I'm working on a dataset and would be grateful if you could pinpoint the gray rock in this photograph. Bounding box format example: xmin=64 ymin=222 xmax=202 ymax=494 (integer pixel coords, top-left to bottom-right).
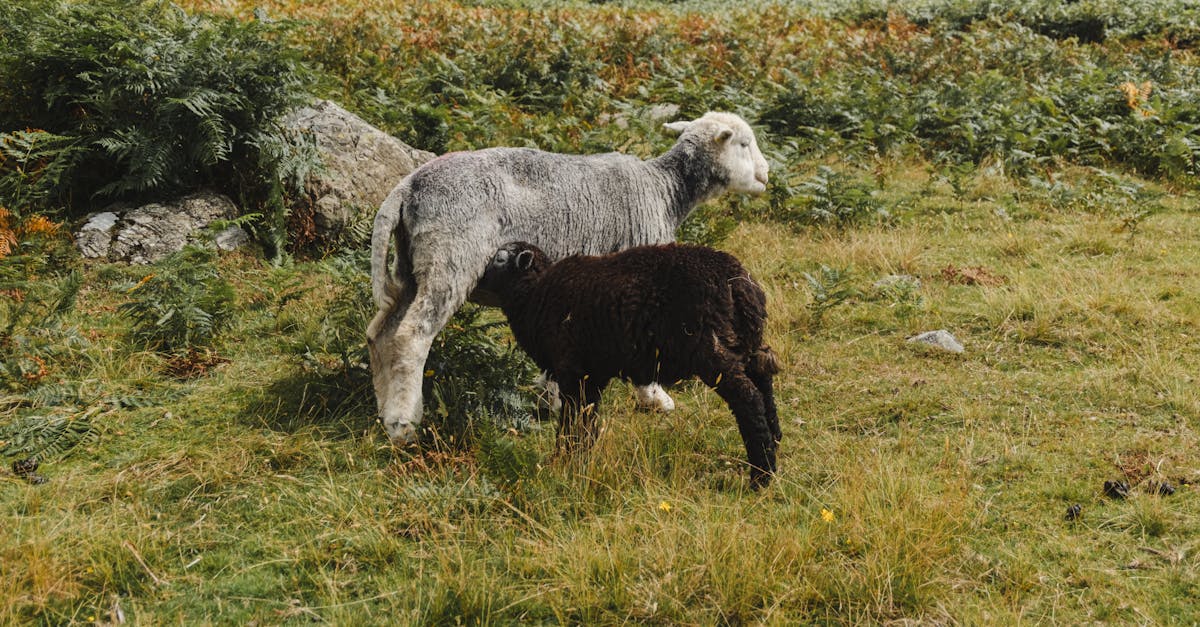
xmin=214 ymin=226 xmax=250 ymax=251
xmin=873 ymin=274 xmax=921 ymax=290
xmin=75 ymin=212 xmax=121 ymax=259
xmin=75 ymin=192 xmax=247 ymax=264
xmin=286 ymin=99 xmax=435 ymax=237
xmin=600 ymin=103 xmax=683 ymax=130
xmin=907 ymin=329 xmax=964 ymax=354
xmin=646 ymin=103 xmax=682 ymax=123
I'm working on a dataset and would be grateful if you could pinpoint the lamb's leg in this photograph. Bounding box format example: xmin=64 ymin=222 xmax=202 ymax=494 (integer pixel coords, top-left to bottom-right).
xmin=707 ymin=370 xmax=777 ymax=489
xmin=746 ymin=348 xmax=781 ymax=444
xmin=635 ymin=383 xmax=675 ymax=412
xmin=555 ymin=376 xmax=606 ymax=454
xmin=534 ymin=371 xmax=563 ymax=420
xmin=368 ymin=282 xmax=468 ymax=444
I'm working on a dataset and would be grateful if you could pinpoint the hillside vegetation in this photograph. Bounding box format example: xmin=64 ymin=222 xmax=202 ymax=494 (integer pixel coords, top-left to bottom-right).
xmin=3 ymin=0 xmax=1200 ymax=623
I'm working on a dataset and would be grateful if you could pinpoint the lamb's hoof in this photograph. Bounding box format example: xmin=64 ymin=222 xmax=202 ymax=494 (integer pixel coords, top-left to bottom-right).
xmin=749 ymin=470 xmax=773 ymax=490
xmin=635 ymin=385 xmax=675 ymax=412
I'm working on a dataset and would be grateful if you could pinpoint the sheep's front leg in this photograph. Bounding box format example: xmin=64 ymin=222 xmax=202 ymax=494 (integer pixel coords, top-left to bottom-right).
xmin=635 ymin=383 xmax=675 ymax=412
xmin=709 ymin=371 xmax=777 ymax=489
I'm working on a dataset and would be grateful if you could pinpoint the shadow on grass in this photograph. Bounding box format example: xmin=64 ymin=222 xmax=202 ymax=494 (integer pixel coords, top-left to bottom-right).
xmin=237 ymin=365 xmax=375 ymax=440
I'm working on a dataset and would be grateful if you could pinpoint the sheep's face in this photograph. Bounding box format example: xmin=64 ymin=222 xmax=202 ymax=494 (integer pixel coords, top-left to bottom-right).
xmin=366 ymin=309 xmax=422 ymax=445
xmin=480 ymin=242 xmax=547 ymax=302
xmin=664 ymin=112 xmax=769 ymax=195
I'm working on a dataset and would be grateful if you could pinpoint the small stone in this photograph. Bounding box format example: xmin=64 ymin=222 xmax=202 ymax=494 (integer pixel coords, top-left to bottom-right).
xmin=26 ymin=474 xmax=47 ymax=485
xmin=1103 ymin=479 xmax=1130 ymax=500
xmin=600 ymin=103 xmax=682 ymax=130
xmin=1065 ymin=503 xmax=1082 ymax=521
xmin=11 ymin=458 xmax=38 ymax=477
xmin=1151 ymin=481 xmax=1176 ymax=497
xmin=214 ymin=225 xmax=250 ymax=251
xmin=906 ymin=329 xmax=964 ymax=354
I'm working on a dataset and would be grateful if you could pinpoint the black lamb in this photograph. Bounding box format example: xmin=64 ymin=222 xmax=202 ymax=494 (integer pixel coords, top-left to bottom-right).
xmin=478 ymin=241 xmax=782 ymax=488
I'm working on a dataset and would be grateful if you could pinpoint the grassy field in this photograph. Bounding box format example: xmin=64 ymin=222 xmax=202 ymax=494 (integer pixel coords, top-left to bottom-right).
xmin=5 ymin=0 xmax=1200 ymax=624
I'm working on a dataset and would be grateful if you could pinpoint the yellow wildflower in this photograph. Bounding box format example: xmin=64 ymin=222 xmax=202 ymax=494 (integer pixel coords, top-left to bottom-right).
xmin=424 ymin=369 xmax=435 ymax=378
xmin=821 ymin=508 xmax=835 ymax=523
xmin=658 ymin=500 xmax=671 ymax=513
xmin=126 ymin=273 xmax=155 ymax=293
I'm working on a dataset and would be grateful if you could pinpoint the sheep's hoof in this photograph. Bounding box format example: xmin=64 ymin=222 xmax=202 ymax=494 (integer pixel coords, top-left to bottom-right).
xmin=635 ymin=385 xmax=676 ymax=412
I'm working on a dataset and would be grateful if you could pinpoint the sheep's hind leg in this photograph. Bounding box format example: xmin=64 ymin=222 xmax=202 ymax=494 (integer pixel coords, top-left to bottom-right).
xmin=635 ymin=383 xmax=675 ymax=412
xmin=708 ymin=369 xmax=777 ymax=489
xmin=746 ymin=347 xmax=781 ymax=443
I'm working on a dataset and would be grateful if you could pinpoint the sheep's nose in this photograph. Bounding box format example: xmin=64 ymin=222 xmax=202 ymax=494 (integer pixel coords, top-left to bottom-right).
xmin=755 ymin=171 xmax=768 ymax=186
xmin=385 ymin=420 xmax=419 ymax=445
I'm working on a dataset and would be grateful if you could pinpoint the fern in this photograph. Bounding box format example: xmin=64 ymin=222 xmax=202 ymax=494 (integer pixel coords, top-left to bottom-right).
xmin=0 ymin=411 xmax=99 ymax=462
xmin=804 ymin=265 xmax=862 ymax=328
xmin=0 ymin=216 xmax=84 ymax=392
xmin=117 ymin=246 xmax=235 ymax=353
xmin=0 ymin=0 xmax=316 ymax=238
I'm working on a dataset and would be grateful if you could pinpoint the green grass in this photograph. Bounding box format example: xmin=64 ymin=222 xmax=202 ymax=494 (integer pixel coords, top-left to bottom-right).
xmin=5 ymin=0 xmax=1200 ymax=623
xmin=4 ymin=161 xmax=1199 ymax=624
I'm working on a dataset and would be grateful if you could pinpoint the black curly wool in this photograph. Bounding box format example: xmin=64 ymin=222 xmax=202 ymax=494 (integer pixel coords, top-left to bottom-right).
xmin=480 ymin=242 xmax=781 ymax=488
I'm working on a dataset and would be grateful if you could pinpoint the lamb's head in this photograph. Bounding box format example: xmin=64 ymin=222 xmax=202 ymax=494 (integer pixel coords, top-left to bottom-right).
xmin=663 ymin=111 xmax=769 ymax=195
xmin=479 ymin=241 xmax=550 ymax=304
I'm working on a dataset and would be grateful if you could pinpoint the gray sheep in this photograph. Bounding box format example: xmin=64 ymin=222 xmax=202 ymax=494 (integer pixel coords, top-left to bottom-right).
xmin=478 ymin=241 xmax=781 ymax=488
xmin=367 ymin=112 xmax=769 ymax=443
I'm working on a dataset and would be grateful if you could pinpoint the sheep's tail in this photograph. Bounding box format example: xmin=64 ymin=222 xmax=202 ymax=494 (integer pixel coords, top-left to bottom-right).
xmin=750 ymin=346 xmax=780 ymax=376
xmin=729 ymin=271 xmax=775 ymax=373
xmin=371 ymin=179 xmax=413 ymax=310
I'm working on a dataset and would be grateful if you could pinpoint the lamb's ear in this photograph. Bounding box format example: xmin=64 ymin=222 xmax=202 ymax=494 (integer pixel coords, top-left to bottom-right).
xmin=516 ymin=250 xmax=535 ymax=270
xmin=662 ymin=120 xmax=691 ymax=136
xmin=713 ymin=126 xmax=734 ymax=144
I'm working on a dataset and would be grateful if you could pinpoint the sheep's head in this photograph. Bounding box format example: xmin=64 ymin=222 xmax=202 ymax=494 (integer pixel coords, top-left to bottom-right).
xmin=479 ymin=241 xmax=550 ymax=304
xmin=663 ymin=111 xmax=769 ymax=195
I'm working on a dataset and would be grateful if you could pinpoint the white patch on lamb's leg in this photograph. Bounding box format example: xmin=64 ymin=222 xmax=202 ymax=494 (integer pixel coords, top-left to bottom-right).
xmin=534 ymin=371 xmax=563 ymax=413
xmin=635 ymin=383 xmax=675 ymax=412
xmin=547 ymin=378 xmax=564 ymax=414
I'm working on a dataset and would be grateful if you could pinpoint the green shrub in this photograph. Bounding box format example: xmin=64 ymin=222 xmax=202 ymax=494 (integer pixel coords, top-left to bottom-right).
xmin=279 ymin=251 xmax=539 ymax=443
xmin=765 ymin=167 xmax=891 ymax=230
xmin=117 ymin=246 xmax=235 ymax=354
xmin=805 ymin=265 xmax=861 ymax=328
xmin=424 ymin=304 xmax=540 ymax=445
xmin=0 ymin=0 xmax=315 ymax=225
xmin=0 ymin=213 xmax=84 ymax=392
xmin=677 ymin=203 xmax=737 ymax=247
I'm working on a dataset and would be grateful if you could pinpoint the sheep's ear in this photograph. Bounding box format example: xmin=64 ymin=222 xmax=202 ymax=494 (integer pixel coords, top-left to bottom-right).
xmin=713 ymin=127 xmax=734 ymax=144
xmin=516 ymin=250 xmax=535 ymax=270
xmin=662 ymin=120 xmax=691 ymax=136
